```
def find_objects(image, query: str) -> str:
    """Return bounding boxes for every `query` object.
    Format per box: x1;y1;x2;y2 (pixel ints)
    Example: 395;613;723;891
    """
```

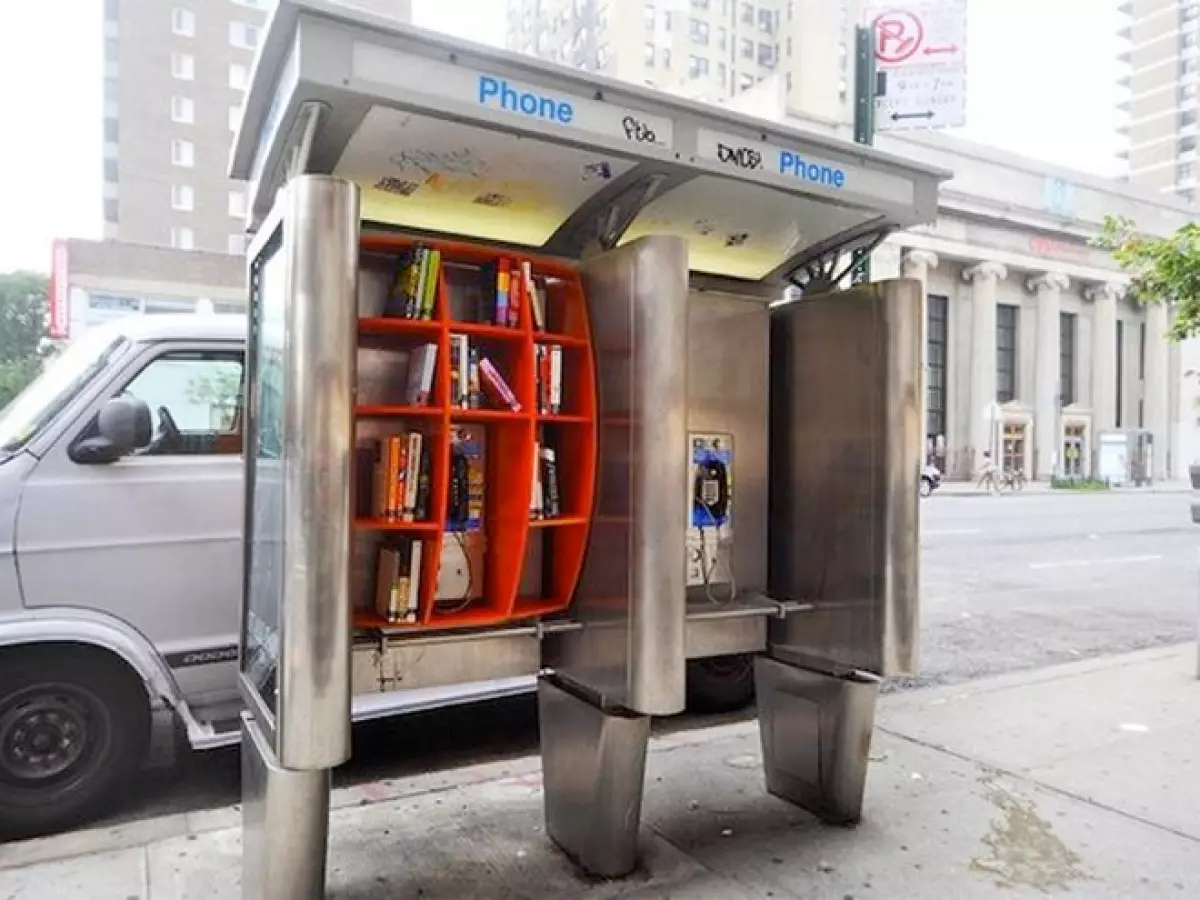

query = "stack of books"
449;333;521;412
368;431;432;522
375;539;423;624
386;244;441;320
535;344;563;415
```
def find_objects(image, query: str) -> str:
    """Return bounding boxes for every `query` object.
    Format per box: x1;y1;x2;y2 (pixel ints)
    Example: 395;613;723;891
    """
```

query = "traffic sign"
864;0;967;133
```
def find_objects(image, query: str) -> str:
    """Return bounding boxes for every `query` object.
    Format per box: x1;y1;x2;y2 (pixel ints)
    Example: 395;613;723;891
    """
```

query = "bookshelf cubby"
352;233;598;632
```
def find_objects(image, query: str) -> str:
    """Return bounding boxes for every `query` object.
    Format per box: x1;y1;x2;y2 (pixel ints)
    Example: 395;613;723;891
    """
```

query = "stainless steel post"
240;174;360;900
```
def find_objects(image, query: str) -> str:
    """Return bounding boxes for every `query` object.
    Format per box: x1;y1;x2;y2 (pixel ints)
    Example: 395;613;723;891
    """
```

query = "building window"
690;18;710;44
228;233;249;255
717;61;727;85
171;184;194;211
229;63;249;90
644;4;655;28
228;190;247;218
740;37;753;59
1184;31;1199;49
104;159;118;182
104;118;119;142
758;7;775;32
996;304;1018;403
171;7;195;37
170;139;194;168
1183;110;1198;128
1182;57;1198;75
171;52;194;81
661;46;672;68
1180;162;1195;182
103;198;119;224
758;42;775;66
691;0;710;8
717;27;727;50
229;21;261;50
1183;82;1198;101
170;96;194;124
740;2;754;25
926;295;948;440
644;42;655;66
1138;321;1146;379
170;226;195;250
738;72;754;89
688;55;709;77
1060;312;1076;406
1115;320;1124;427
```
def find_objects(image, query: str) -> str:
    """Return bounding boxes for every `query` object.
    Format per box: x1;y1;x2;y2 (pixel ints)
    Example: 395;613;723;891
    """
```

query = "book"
479;356;521;412
372;434;408;520
528;275;546;332
450;334;470;407
402;431;422;521
536;344;563;415
540;446;561;519
530;440;543;520
495;259;511;326
383;245;441;321
404;343;438;406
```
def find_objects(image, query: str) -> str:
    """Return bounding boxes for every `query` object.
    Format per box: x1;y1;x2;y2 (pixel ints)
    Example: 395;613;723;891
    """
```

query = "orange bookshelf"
352;232;598;632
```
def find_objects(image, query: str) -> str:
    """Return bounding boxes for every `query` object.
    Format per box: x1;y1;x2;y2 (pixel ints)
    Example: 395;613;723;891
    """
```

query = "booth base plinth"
754;655;881;826
241;714;332;900
537;674;651;879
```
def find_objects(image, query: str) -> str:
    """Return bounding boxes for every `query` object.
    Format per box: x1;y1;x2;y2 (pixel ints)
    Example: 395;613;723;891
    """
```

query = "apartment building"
1118;0;1200;200
101;0;411;257
505;0;857;124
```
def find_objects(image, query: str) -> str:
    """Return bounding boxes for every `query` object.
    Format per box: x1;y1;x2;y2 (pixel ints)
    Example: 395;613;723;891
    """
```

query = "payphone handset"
687;433;735;601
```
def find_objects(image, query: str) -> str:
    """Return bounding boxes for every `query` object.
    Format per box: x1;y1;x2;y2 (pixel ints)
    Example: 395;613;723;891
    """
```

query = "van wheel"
686;654;756;713
919;477;933;497
0;647;150;840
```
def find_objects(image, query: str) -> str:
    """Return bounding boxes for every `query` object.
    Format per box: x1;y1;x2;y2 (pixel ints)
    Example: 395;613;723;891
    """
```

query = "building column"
901;249;938;296
1028;272;1069;480
903;250;939;465
1145;300;1171;480
963;262;1007;468
1086;283;1120;477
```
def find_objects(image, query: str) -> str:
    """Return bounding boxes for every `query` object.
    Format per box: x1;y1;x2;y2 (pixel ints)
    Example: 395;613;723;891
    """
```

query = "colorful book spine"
495;259;511;326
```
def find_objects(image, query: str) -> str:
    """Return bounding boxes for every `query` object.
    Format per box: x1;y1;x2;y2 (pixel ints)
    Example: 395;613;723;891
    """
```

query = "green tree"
0;272;50;407
1093;215;1200;341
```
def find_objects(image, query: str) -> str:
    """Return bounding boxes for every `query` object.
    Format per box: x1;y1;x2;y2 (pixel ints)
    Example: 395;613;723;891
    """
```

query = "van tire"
0;646;151;840
686;654;756;713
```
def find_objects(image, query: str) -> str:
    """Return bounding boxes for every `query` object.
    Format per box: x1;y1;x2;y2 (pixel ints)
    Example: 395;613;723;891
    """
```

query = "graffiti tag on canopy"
389;147;489;179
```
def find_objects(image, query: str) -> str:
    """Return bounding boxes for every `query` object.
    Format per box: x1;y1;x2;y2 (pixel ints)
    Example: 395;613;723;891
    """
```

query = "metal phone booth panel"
239;173;360;900
231;0;948;893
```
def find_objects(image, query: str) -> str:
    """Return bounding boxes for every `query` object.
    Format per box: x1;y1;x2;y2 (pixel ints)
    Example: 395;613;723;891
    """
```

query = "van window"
120;350;245;455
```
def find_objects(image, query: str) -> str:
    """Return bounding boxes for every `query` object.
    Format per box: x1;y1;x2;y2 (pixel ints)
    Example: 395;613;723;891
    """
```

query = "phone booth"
232;2;947;897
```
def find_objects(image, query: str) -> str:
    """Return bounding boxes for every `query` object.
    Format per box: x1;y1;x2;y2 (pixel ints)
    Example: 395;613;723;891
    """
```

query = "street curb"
2;643;1195;872
934;487;1192;498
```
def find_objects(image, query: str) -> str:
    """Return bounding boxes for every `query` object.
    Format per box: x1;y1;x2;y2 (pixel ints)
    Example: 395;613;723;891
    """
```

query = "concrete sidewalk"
2;645;1198;899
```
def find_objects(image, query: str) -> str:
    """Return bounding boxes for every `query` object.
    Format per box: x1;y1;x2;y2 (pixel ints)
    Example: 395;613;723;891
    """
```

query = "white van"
0;314;753;839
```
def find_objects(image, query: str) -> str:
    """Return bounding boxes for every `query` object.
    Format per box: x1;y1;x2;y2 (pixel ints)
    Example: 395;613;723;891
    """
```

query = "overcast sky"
0;0;1124;273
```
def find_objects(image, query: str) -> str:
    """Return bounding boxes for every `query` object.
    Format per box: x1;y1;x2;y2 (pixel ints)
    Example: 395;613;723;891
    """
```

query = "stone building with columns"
864;132;1194;482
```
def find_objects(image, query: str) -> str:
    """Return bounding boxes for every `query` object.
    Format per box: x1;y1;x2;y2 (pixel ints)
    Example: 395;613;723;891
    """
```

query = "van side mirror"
71;397;153;464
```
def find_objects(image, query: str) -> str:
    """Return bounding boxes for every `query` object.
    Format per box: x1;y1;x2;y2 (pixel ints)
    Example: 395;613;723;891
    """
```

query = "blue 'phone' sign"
478;75;575;125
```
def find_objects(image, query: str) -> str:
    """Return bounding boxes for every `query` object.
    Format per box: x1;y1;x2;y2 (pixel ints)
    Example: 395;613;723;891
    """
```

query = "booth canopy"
231;0;950;287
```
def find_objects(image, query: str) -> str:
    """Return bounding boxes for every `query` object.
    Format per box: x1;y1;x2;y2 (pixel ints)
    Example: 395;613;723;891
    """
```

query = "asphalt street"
82;489;1200;831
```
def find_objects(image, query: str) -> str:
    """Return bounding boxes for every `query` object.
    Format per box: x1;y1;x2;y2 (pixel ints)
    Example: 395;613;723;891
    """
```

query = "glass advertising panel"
240;228;286;720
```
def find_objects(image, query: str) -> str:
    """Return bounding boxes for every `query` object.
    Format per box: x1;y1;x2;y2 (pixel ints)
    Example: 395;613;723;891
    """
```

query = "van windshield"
0;330;130;454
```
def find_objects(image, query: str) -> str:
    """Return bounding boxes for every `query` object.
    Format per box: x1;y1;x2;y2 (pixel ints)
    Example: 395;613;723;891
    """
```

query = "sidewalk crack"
878;726;1200;845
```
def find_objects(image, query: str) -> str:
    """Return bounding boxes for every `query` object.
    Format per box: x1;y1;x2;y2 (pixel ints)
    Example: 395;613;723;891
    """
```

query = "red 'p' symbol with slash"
873;10;924;64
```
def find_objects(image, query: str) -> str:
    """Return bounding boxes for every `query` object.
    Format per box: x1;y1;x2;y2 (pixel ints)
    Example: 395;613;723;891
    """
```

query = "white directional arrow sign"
865;0;968;132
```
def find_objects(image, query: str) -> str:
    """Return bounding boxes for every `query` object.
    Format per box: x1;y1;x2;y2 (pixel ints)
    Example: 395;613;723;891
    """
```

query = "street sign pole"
850;25;877;285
